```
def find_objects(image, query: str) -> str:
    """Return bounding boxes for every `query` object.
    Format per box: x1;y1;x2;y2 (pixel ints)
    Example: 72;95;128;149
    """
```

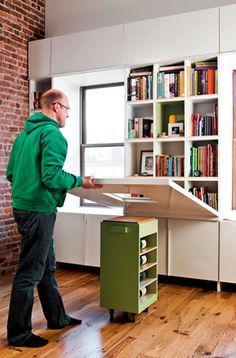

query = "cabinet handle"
109;226;128;234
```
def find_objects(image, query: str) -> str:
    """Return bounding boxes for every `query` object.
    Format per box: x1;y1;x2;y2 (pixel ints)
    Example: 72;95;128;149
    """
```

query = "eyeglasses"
53;102;71;112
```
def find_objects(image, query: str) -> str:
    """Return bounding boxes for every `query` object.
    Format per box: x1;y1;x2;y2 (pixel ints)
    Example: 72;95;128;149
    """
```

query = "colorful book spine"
156;155;184;177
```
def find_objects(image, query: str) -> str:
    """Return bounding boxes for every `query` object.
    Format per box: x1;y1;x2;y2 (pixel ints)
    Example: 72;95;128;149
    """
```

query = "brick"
0;0;45;274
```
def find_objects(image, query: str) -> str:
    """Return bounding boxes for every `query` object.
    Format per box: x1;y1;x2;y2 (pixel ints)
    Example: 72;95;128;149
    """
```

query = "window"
81;83;125;201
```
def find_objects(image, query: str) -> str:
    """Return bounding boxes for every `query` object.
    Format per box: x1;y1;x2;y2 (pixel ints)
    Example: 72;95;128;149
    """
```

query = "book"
208;69;215;94
129;71;152;77
159;64;184;72
157;72;165;98
142;118;153;138
134;118;139;138
164;74;170;98
131;78;137;101
179;71;184;97
130;65;153;75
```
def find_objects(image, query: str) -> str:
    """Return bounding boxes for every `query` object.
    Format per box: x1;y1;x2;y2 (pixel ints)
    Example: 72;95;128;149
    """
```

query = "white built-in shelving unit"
125;56;219;212
28;2;236;285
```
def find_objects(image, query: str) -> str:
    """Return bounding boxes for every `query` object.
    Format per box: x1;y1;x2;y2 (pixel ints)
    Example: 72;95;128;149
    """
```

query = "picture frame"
140;151;153;176
168;122;183;137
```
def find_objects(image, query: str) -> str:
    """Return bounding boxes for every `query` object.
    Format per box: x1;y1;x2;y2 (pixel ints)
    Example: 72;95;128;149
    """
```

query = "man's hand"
81;176;103;189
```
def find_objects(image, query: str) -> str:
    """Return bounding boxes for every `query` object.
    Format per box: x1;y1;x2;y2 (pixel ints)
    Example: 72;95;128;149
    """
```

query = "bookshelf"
125;57;219;210
29;78;51;113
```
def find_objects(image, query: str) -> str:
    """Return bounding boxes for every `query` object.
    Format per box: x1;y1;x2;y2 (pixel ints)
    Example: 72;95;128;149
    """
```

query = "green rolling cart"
100;216;158;322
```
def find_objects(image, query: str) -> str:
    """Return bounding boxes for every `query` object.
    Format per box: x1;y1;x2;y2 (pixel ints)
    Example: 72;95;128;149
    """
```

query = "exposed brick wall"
0;0;45;274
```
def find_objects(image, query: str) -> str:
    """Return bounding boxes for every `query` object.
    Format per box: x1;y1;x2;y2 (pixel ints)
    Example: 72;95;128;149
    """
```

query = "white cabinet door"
54;212;86;265
85;214;115;267
124;8;219;66
168;219;218;281
28;38;51;79
51;25;123;75
220;4;236;53
220;221;236;283
158;218;168;275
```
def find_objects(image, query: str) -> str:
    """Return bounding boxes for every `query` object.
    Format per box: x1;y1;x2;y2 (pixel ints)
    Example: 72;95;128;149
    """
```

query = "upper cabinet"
28;38;52;79
220;4;236;53
28;7;223;79
51;25;124;75
123;8;219;67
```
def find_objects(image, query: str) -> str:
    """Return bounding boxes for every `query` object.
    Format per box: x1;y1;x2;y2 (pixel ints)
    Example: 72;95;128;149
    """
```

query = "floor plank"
0;266;236;357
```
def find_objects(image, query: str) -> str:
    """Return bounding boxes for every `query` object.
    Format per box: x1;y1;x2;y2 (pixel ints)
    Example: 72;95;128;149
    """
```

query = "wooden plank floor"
1;266;236;358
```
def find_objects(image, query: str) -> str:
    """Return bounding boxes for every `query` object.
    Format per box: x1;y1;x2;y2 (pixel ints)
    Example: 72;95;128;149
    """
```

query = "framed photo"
168;122;183;137
140;151;153;176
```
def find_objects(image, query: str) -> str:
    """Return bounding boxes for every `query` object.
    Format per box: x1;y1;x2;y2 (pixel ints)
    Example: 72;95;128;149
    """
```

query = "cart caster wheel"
109;309;114;322
144;307;149;313
124;312;135;322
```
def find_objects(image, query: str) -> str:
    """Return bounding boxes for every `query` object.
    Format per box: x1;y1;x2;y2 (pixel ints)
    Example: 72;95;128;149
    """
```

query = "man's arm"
41;129;101;190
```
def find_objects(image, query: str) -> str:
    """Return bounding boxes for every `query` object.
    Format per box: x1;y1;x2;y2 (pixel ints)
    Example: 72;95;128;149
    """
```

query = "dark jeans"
7;210;70;346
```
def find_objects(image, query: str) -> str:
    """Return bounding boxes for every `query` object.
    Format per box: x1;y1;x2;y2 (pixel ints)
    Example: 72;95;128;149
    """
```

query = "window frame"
80;82;125;205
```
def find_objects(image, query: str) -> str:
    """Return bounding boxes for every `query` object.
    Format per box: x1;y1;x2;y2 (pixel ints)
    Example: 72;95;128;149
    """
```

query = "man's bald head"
41;89;66;110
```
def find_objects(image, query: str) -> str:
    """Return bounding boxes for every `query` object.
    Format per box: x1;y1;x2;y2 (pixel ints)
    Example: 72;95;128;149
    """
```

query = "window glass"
85;85;124;144
81;83;125;193
84;146;124;178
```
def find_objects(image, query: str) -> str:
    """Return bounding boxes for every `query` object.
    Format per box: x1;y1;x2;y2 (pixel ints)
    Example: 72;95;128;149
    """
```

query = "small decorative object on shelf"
193;170;201;177
160;132;168;137
140;151;153;176
169;114;177;123
168;122;184;137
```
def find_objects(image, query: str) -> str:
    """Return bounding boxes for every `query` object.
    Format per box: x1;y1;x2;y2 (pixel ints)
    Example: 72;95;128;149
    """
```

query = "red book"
208;69;215;94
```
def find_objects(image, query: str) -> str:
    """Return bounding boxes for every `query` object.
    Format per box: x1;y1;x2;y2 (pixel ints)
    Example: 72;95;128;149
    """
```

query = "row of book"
127;66;153;101
128;118;153;139
189;187;218;210
157;71;185;98
33;91;44;110
190;144;218;177
188;60;217;96
129;67;217;99
156;154;184;177
127;76;153;101
188;68;217;96
191;113;218;136
128;60;218;100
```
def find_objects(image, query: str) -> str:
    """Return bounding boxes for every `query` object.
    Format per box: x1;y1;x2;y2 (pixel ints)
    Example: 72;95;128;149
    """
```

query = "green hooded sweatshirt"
6;112;83;212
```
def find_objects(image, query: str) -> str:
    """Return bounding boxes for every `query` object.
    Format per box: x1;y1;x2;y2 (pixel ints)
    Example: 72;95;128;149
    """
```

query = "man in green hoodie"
6;89;102;348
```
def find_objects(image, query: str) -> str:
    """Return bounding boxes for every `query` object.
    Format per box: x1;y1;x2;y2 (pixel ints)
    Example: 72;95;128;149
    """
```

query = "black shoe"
10;334;48;348
47;317;82;329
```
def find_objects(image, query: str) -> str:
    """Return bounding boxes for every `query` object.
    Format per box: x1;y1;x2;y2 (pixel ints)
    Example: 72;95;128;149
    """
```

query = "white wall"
45;0;236;37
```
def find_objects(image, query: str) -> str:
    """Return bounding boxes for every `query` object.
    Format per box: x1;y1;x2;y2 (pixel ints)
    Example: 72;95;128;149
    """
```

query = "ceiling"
45;0;236;37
